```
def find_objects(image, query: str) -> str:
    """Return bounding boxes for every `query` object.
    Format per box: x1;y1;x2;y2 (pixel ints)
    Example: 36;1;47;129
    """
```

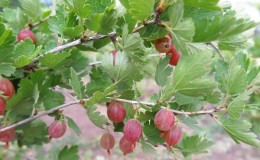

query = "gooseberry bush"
0;0;260;159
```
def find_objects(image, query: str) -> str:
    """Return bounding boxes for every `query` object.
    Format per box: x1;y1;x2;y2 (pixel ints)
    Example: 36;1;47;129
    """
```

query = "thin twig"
30;17;158;64
207;42;226;61
28;17;50;29
0;101;81;133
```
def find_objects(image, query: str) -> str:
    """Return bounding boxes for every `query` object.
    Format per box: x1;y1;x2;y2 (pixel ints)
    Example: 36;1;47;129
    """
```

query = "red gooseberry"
154;109;175;131
119;136;136;155
154;36;173;53
166;45;181;66
0;128;16;148
0;79;15;100
123;119;142;143
107;101;126;123
164;126;182;146
48;120;67;141
17;29;36;43
0;98;6;115
100;133;115;155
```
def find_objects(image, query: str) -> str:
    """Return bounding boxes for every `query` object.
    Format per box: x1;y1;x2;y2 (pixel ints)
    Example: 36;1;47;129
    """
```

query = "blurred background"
1;0;260;160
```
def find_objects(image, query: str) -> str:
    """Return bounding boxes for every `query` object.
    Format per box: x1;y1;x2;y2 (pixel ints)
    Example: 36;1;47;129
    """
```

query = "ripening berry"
0;98;6;115
166;46;181;66
164;126;182;146
107;101;126;123
123;119;142;143
154;109;175;131
154;36;173;53
100;133;115;155
0;128;16;148
17;29;36;43
119;136;136;155
48;120;66;140
0;79;15;99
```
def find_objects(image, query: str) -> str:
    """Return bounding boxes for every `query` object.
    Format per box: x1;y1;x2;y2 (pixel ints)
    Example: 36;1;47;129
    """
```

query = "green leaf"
48;6;67;35
175;92;202;105
86;105;108;129
63;26;84;37
143;122;164;145
101;52;141;83
17;119;49;146
179;134;214;156
172;18;195;42
67;117;81;136
218;35;248;51
85;84;116;106
88;0;114;14
170;53;216;99
123;0;154;21
19;0;41;19
71;0;91;18
0;63;15;76
86;67;113;96
184;0;221;10
139;24;168;41
227;89;253;120
169;0;184;27
215;60;247;95
155;55;172;87
216;118;260;147
122;27;145;62
85;7;117;34
14;39;42;67
2;8;28;32
39;52;71;68
0;23;16;64
247;67;260;84
193;11;256;42
136;111;154;122
58;146;79;160
69;68;84;99
140;140;156;155
178;115;201;131
43;90;65;110
184;5;220;22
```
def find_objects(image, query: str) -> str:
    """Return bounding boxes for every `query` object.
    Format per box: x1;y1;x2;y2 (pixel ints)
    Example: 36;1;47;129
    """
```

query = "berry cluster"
154;109;182;146
100;101;138;155
154;34;181;66
100;101;182;155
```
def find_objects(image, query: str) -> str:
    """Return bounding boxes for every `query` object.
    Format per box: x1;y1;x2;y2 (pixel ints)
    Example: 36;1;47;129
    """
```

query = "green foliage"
143;121;164;145
69;68;84;99
164;53;217;101
58;145;79;160
155;55;172;87
86;105;108;129
216;118;260;147
67;117;81;136
215;60;247;95
17;119;49;146
178;134;214;156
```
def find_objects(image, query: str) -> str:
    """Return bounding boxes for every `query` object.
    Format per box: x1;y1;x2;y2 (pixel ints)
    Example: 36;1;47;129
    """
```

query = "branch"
207;42;226;61
30;16;158;64
0;95;225;133
0;101;81;133
109;97;226;115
